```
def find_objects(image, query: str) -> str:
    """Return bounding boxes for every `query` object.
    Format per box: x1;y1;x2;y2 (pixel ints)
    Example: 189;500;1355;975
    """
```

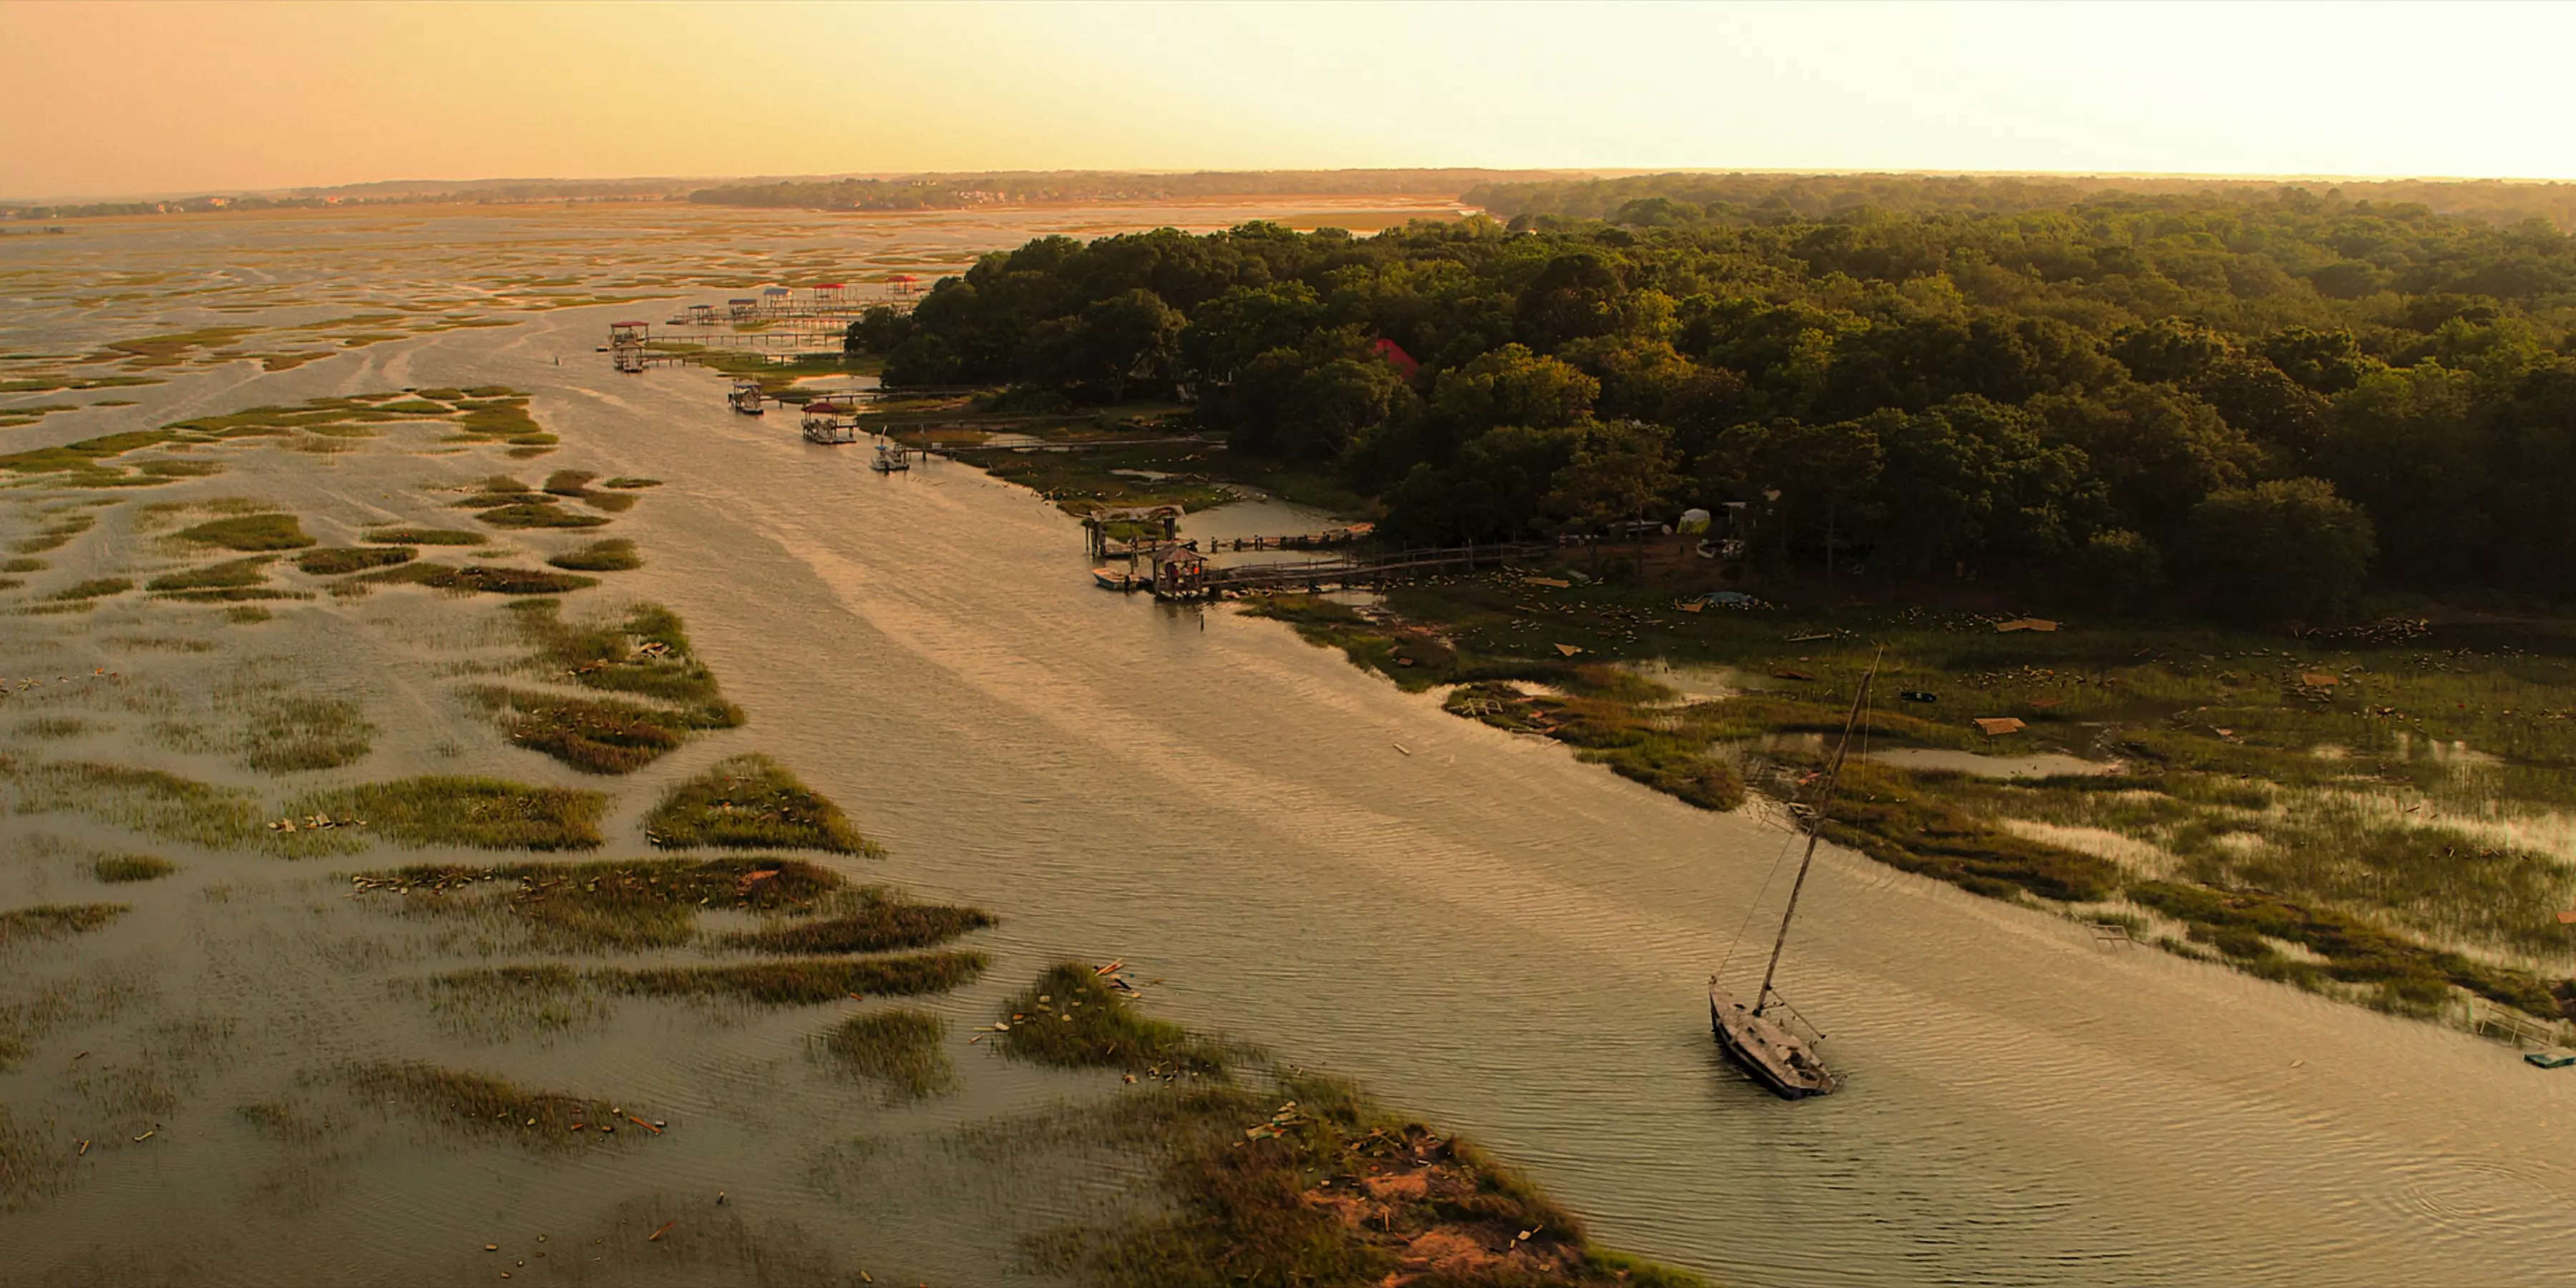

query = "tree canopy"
848;183;2576;617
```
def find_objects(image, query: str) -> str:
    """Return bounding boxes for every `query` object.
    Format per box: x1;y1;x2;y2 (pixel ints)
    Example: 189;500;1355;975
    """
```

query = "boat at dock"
1710;650;1880;1100
869;440;911;472
728;381;766;415
802;414;857;444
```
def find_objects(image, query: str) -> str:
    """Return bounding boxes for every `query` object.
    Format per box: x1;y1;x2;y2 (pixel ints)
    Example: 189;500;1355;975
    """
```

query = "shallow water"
4;208;2575;1286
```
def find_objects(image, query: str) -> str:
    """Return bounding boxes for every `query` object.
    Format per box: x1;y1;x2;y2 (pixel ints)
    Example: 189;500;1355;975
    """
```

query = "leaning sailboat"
1710;650;1879;1100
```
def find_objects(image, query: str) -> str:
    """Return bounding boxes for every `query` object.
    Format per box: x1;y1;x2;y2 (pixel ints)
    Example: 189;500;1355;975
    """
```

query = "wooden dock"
1096;542;1548;598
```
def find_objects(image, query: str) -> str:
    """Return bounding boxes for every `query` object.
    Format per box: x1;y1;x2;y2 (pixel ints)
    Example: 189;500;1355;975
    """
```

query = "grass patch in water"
174;512;312;551
816;1008;952;1100
476;502;610;530
1;758;268;849
723;892;992;955
1;558;42;573
0;902;128;948
362;526;484;546
513;599;741;721
343;1060;660;1148
605;952;985;1004
1028;1068;1701;1288
134;459;223;479
224;605;270;624
600;477;662;489
998;962;1230;1075
542;470;595;495
645;753;873;854
293;547;412;576
546;538;640;572
15;718;90;739
353;856;841;951
91;855;175;883
242;697;374;772
46;577;130;602
348;562;596;595
145;557;270;592
468;686;691;774
289;776;605;850
10;514;93;555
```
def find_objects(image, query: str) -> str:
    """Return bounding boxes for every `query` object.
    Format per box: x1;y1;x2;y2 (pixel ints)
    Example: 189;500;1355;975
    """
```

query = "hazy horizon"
7;0;2576;200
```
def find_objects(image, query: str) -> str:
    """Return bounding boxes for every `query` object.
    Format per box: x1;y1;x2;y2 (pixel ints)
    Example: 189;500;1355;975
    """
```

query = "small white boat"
869;441;910;472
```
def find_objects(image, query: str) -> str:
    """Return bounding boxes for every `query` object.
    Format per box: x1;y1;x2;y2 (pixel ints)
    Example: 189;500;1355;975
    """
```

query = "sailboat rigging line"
1752;647;1883;1018
1718;816;1806;976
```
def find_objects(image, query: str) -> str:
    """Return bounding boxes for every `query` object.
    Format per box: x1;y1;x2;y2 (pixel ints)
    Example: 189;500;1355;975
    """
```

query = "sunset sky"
6;0;2574;200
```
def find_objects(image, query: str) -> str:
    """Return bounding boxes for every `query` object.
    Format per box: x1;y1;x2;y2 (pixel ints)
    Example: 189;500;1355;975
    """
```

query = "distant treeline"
1468;172;2576;232
844;187;2576;620
686;170;1547;212
2;179;703;221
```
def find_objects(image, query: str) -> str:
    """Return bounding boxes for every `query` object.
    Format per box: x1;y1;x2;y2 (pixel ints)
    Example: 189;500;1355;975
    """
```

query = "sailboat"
1709;649;1878;1100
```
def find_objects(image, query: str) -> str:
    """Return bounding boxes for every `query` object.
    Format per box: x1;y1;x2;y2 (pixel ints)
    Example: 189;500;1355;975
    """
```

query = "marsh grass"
235;1099;344;1145
606;952;986;1004
546;539;640;572
15;718;90;739
363;527;484;546
242;698;374;773
723;892;993;955
600;477;662;489
47;577;131;602
816;1008;952;1100
91;855;175;883
1;758;267;849
144;557;270;592
175;512;312;552
476;502;609;530
542;471;595;495
353;856;844;952
512;600;740;723
467;686;690;774
1279;573;2576;1025
343;1060;658;1148
997;982;1704;1288
998;963;1230;1075
293;547;413;576
11;514;92;554
646;753;874;854
290;776;605;850
406;965;608;1035
0;902;128;948
349;562;597;596
1030;1072;1703;1288
224;605;270;624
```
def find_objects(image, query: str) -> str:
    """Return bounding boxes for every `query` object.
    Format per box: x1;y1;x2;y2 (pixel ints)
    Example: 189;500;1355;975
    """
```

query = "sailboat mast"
1753;648;1880;1017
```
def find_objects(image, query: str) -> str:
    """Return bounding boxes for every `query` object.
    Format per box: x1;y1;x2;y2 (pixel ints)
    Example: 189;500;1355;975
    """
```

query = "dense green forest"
850;185;2576;619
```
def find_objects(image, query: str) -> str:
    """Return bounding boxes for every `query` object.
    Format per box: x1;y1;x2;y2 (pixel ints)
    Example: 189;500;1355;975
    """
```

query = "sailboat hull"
1709;981;1837;1100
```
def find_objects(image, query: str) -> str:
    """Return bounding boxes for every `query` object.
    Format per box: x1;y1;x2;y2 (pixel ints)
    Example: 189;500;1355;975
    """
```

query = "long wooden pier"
1104;542;1548;597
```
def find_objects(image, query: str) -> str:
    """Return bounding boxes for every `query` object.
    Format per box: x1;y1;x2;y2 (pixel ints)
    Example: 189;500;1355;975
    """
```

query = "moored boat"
1709;649;1880;1101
